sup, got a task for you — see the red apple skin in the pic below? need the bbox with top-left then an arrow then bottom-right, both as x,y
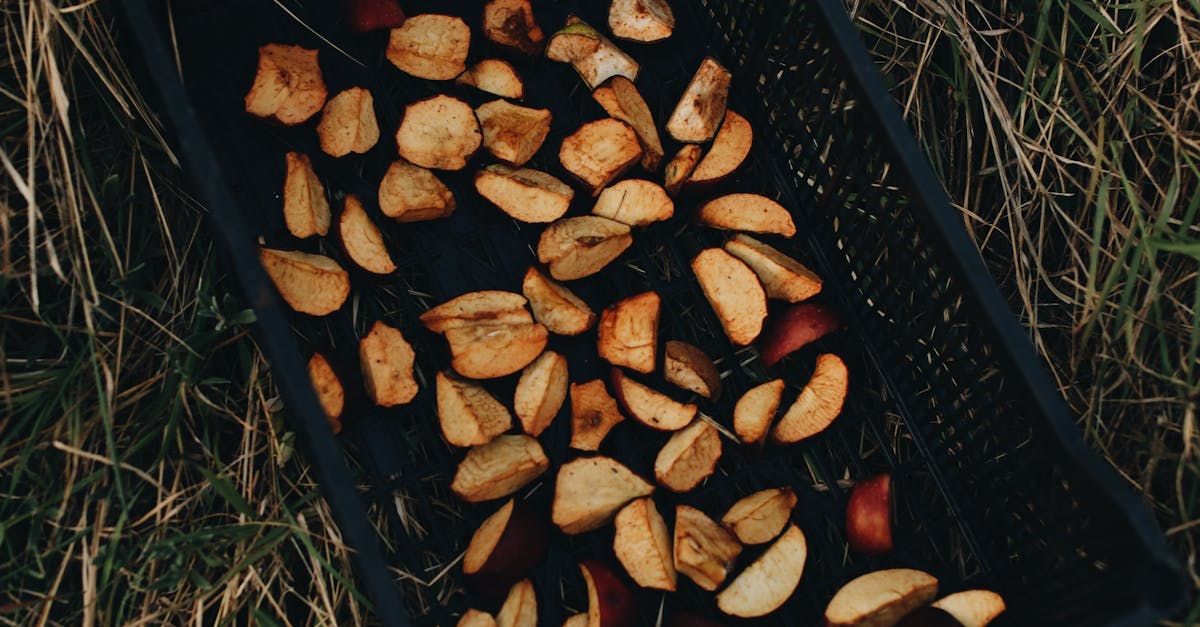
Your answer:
895,606 -> 966,627
846,473 -> 893,555
581,560 -> 636,627
467,501 -> 550,603
757,302 -> 843,367
345,0 -> 405,32
664,611 -> 725,627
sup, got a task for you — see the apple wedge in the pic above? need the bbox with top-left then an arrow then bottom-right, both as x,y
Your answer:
308,353 -> 344,433
824,568 -> 938,627
514,351 -> 568,437
592,77 -> 664,170
613,497 -> 675,591
552,456 -> 653,534
771,353 -> 848,444
686,111 -> 752,187
666,57 -> 731,143
757,302 -> 844,367
664,144 -> 703,195
420,291 -> 532,333
611,368 -> 696,431
483,0 -> 545,56
691,248 -> 768,345
476,100 -> 553,167
456,59 -> 524,99
560,118 -> 643,195
895,607 -> 966,627
608,0 -> 674,42
386,14 -> 470,80
597,291 -> 660,374
655,419 -> 721,492
317,87 -> 379,157
244,44 -> 326,125
359,320 -> 418,407
451,435 -> 549,502
259,248 -> 350,316
458,610 -> 498,627
664,340 -> 721,400
550,18 -> 640,90
497,579 -> 537,627
715,524 -> 808,618
463,499 -> 549,597
847,474 -> 893,555
722,488 -> 797,545
445,322 -> 548,379
579,560 -> 636,627
724,234 -> 822,303
570,379 -> 626,451
282,152 -> 329,238
522,267 -> 596,335
698,193 -> 796,237
591,180 -> 673,226
378,160 -> 455,222
395,95 -> 482,171
546,23 -> 602,62
673,504 -> 742,591
538,216 -> 633,281
475,165 -> 573,223
733,379 -> 784,445
337,195 -> 395,274
932,591 -> 1006,627
345,0 -> 405,33
437,371 -> 513,447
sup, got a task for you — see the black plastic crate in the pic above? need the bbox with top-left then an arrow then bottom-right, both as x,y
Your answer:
122,0 -> 1183,625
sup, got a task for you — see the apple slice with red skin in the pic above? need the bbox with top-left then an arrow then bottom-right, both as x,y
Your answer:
463,499 -> 549,602
579,560 -> 636,627
932,590 -> 1006,627
570,379 -> 626,451
757,302 -> 844,367
611,368 -> 696,431
824,568 -> 939,627
496,579 -> 537,627
722,487 -> 798,545
715,523 -> 808,618
458,609 -> 497,627
686,111 -> 753,189
846,474 -> 893,555
771,353 -> 848,444
895,607 -> 965,627
553,456 -> 653,534
344,0 -> 404,32
655,419 -> 722,492
673,504 -> 742,591
613,497 -> 675,591
664,340 -> 722,400
733,379 -> 784,445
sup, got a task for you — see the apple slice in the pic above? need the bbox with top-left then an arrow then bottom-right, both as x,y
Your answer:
345,0 -> 405,33
613,497 -> 675,591
722,488 -> 797,545
686,111 -> 752,187
445,322 -> 548,379
497,579 -> 537,627
546,23 -> 602,62
451,435 -> 549,502
697,193 -> 797,237
463,499 -> 549,597
483,0 -> 545,56
666,57 -> 731,143
597,291 -> 660,374
579,560 -> 636,627
307,353 -> 344,433
514,351 -> 568,436
896,607 -> 966,627
592,77 -> 664,170
733,379 -> 784,445
824,569 -> 939,627
560,118 -> 643,195
771,353 -> 848,444
395,95 -> 482,171
359,320 -> 418,407
475,165 -> 573,223
591,180 -> 673,226
931,591 -> 1006,627
259,248 -> 350,316
476,100 -> 553,167
386,14 -> 470,80
563,614 -> 588,627
337,195 -> 395,274
847,474 -> 893,555
456,59 -> 525,99
691,248 -> 768,345
724,234 -> 822,303
664,145 -> 703,195
664,340 -> 721,400
378,160 -> 455,222
757,302 -> 844,367
522,267 -> 596,336
538,216 -> 633,281
655,419 -> 721,492
611,368 -> 696,431
673,504 -> 742,591
552,18 -> 640,90
420,291 -> 532,333
608,0 -> 674,42
437,371 -> 513,447
244,44 -> 326,126
715,524 -> 807,617
317,87 -> 379,157
458,609 -> 498,627
569,379 -> 626,451
552,456 -> 653,534
282,152 -> 329,238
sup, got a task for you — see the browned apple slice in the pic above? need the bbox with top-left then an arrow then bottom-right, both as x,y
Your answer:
597,291 -> 660,374
715,524 -> 808,617
664,145 -> 703,195
724,234 -> 822,303
337,195 -> 395,274
445,322 -> 548,379
563,614 -> 588,627
359,320 -> 418,407
496,579 -> 537,627
244,44 -> 326,125
613,497 -> 675,591
608,0 -> 674,42
456,59 -> 525,99
591,179 -> 673,226
771,353 -> 848,444
483,0 -> 545,55
932,590 -> 1006,627
317,87 -> 379,157
378,160 -> 456,222
570,379 -> 626,451
757,302 -> 844,367
437,371 -> 513,446
395,95 -> 482,171
463,499 -> 549,598
579,560 -> 636,627
475,100 -> 553,167
458,610 -> 498,627
691,248 -> 768,345
664,340 -> 721,400
552,456 -> 653,534
546,23 -> 602,62
592,77 -> 664,170
655,419 -> 721,492
666,57 -> 731,143
522,267 -> 596,335
475,165 -> 573,223
514,351 -> 568,437
560,118 -> 643,195
259,248 -> 350,316
686,111 -> 752,187
824,569 -> 939,627
452,435 -> 549,502
846,474 -> 893,555
386,14 -> 470,80
537,216 -> 633,280
673,504 -> 742,591
282,152 -> 330,238
698,193 -> 797,237
421,291 -> 532,333
308,352 -> 344,433
611,368 -> 696,431
553,18 -> 640,90
733,379 -> 784,445
722,488 -> 797,545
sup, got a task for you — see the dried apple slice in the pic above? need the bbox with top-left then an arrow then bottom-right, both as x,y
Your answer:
592,77 -> 664,170
282,152 -> 329,238
308,353 -> 344,433
445,322 -> 548,379
456,59 -> 525,99
386,14 -> 470,80
570,380 -> 626,451
522,267 -> 596,335
932,590 -> 1006,627
666,57 -> 731,142
691,248 -> 768,345
591,180 -> 673,226
686,111 -> 752,187
579,560 -> 636,627
259,248 -> 350,316
611,368 -> 696,431
673,504 -> 742,591
244,44 -> 326,125
846,474 -> 893,555
359,320 -> 418,407
345,0 -> 405,33
608,0 -> 674,42
464,499 -> 549,598
724,234 -> 822,303
654,419 -> 721,492
476,100 -> 553,167
552,456 -> 653,534
597,291 -> 660,374
497,580 -> 537,627
771,353 -> 848,444
452,435 -> 549,502
437,371 -> 513,446
317,87 -> 379,157
550,18 -> 640,90
483,0 -> 545,55
715,524 -> 807,618
475,165 -> 573,223
395,95 -> 482,171
757,302 -> 843,367
514,351 -> 568,437
458,610 -> 498,627
613,497 -> 675,591
378,160 -> 455,222
733,379 -> 784,445
560,118 -> 643,195
698,193 -> 796,237
664,340 -> 721,400
546,23 -> 602,62
824,569 -> 939,627
537,216 -> 633,280
722,488 -> 797,545
664,145 -> 703,195
420,291 -> 532,333
337,195 -> 395,274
